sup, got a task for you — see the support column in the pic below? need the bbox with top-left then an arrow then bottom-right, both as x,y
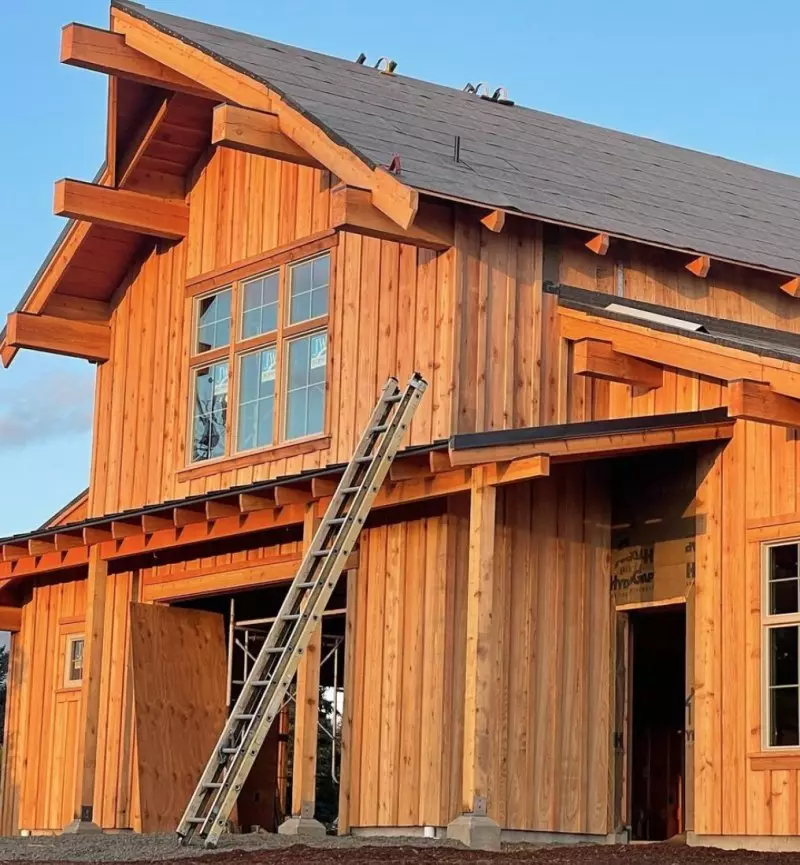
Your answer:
64,547 -> 107,833
447,467 -> 501,851
279,504 -> 326,838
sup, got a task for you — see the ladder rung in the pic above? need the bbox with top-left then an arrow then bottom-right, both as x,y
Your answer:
251,680 -> 270,686
355,455 -> 373,464
234,714 -> 255,721
340,486 -> 360,494
371,423 -> 390,433
203,782 -> 222,789
328,517 -> 347,526
265,646 -> 286,654
312,549 -> 331,557
385,393 -> 403,403
221,747 -> 238,755
186,817 -> 206,824
282,613 -> 301,621
296,581 -> 315,589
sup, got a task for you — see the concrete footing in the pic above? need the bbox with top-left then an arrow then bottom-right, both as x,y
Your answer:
61,819 -> 103,834
278,815 -> 327,838
446,813 -> 501,852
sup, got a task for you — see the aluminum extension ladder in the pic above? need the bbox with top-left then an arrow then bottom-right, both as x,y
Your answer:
177,372 -> 428,847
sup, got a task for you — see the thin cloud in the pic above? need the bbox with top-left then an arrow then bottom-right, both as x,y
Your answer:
0,370 -> 94,449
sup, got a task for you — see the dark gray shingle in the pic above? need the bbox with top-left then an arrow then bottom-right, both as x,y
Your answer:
116,0 -> 800,276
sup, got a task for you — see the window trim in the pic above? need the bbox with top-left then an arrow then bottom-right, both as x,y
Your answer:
63,633 -> 85,689
183,237 -> 336,470
762,537 -> 800,750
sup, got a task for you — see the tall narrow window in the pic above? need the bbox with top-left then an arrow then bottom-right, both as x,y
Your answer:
187,245 -> 332,465
64,635 -> 85,687
764,541 -> 800,747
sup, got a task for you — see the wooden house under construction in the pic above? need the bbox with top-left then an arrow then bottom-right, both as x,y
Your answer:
5,0 -> 800,850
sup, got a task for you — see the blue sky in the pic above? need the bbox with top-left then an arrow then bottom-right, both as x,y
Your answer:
1,0 -> 800,536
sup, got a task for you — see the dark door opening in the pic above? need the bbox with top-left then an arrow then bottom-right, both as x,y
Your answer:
629,604 -> 686,841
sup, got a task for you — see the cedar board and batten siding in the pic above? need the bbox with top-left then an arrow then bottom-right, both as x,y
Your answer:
347,466 -> 612,835
89,145 -> 457,517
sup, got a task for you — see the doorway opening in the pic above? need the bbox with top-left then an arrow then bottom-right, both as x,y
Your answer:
629,604 -> 686,841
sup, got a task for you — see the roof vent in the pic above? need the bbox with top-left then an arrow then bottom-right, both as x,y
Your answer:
355,52 -> 367,65
605,303 -> 707,333
374,57 -> 397,74
463,82 -> 515,105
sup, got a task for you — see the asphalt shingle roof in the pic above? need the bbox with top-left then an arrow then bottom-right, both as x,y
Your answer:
117,0 -> 800,276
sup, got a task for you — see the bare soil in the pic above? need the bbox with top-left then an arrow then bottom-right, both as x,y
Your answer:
2,834 -> 800,865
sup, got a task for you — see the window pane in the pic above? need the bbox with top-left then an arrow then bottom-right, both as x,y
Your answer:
196,288 -> 231,352
68,638 -> 84,682
289,254 -> 329,324
285,333 -> 327,439
771,686 -> 800,747
770,544 -> 799,614
771,626 -> 799,687
237,347 -> 276,452
191,362 -> 228,462
241,273 -> 278,338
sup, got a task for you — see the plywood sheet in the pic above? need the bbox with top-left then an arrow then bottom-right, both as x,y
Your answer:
129,602 -> 227,833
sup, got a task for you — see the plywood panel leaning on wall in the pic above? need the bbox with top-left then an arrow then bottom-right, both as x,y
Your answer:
129,603 -> 227,832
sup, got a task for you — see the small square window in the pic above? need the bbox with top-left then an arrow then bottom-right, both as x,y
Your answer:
285,332 -> 327,440
241,272 -> 279,339
65,635 -> 84,687
191,361 -> 229,462
196,288 -> 232,353
289,254 -> 329,325
770,543 -> 799,615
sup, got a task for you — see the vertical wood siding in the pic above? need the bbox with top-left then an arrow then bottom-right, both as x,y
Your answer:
90,147 -> 458,517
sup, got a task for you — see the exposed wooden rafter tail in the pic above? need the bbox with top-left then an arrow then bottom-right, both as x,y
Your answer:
6,312 -> 110,363
573,337 -> 663,390
780,276 -> 800,297
585,232 -> 610,256
686,255 -> 711,278
728,379 -> 800,429
480,209 -> 505,233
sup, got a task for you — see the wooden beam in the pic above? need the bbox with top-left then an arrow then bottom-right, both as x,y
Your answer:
0,606 -> 22,632
389,452 -> 436,482
274,483 -> 313,508
310,477 -> 339,499
1,544 -> 28,562
573,337 -> 663,390
331,185 -> 453,251
111,7 -> 417,230
54,179 -> 189,240
780,277 -> 800,297
110,520 -> 141,540
586,232 -> 610,255
480,209 -> 505,233
6,312 -> 110,363
60,23 -> 214,99
289,505 -> 322,821
728,379 -> 800,429
460,466 -> 497,816
140,513 -> 175,534
74,548 -> 108,825
211,104 -> 323,169
173,505 -> 207,527
83,526 -> 113,545
686,255 -> 711,278
206,500 -> 241,520
117,93 -> 173,187
54,531 -> 85,552
28,538 -> 56,556
484,454 -> 550,487
238,491 -> 276,513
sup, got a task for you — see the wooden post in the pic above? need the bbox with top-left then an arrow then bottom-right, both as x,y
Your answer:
278,504 -> 325,837
65,546 -> 108,832
447,467 -> 501,851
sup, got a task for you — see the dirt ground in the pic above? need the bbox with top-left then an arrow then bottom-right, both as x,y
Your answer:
2,834 -> 800,865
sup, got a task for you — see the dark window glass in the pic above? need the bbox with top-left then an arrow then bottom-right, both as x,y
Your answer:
289,255 -> 329,324
191,361 -> 228,462
770,544 -> 799,615
771,626 -> 799,686
237,347 -> 276,452
285,332 -> 327,440
772,685 -> 800,747
197,289 -> 232,353
769,626 -> 800,746
241,272 -> 279,339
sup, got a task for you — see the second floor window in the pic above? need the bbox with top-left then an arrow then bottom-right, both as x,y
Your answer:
189,250 -> 330,464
